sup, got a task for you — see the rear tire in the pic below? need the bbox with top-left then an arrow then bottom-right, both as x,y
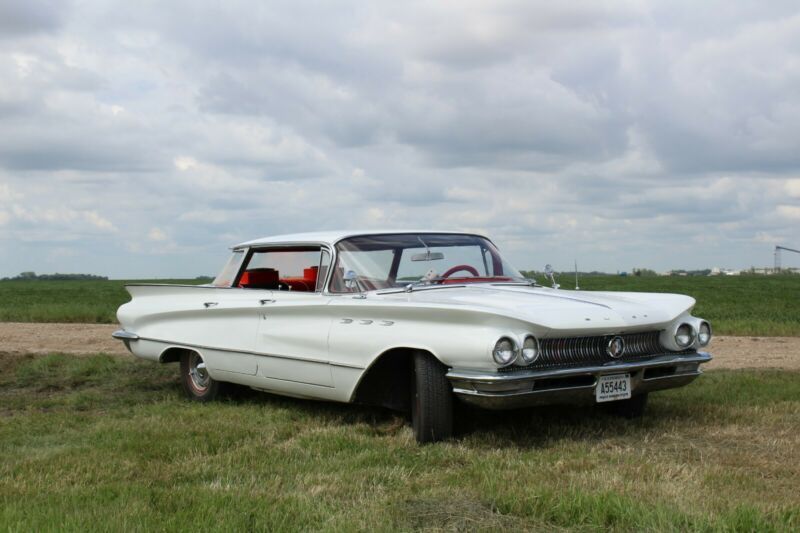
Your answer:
604,393 -> 648,419
180,351 -> 221,402
411,351 -> 454,443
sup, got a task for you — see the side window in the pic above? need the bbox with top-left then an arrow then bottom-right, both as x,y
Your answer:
238,247 -> 325,292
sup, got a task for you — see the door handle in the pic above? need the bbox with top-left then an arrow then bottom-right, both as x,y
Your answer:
203,302 -> 218,308
259,299 -> 276,305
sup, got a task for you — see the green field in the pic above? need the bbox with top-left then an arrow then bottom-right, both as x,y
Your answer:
1,353 -> 798,531
574,274 -> 800,336
0,279 -> 205,324
1,275 -> 799,335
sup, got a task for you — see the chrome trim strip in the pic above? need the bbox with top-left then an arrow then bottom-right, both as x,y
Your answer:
454,383 -> 597,399
112,330 -> 139,341
377,284 -> 468,295
215,369 -> 335,389
137,335 -> 365,370
641,370 -> 703,382
125,283 -> 226,289
446,352 -> 712,383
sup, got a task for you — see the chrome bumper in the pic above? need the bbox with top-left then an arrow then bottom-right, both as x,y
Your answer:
447,352 -> 712,409
112,329 -> 138,352
112,330 -> 139,341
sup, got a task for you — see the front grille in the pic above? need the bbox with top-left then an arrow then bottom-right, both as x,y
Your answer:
508,330 -> 668,371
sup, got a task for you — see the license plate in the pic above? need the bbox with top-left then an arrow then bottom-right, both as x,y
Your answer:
596,373 -> 631,403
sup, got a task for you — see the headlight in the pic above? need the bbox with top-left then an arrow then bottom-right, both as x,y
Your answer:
520,336 -> 540,365
492,337 -> 517,367
674,323 -> 695,349
698,321 -> 712,346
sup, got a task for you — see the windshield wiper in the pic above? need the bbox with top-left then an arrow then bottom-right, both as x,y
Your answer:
403,277 -> 539,292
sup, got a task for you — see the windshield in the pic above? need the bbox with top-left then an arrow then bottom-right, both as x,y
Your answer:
212,250 -> 245,287
329,233 -> 526,293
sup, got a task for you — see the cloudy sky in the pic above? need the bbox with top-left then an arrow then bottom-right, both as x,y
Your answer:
1,0 -> 799,278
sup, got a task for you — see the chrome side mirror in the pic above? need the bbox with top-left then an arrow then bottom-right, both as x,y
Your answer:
544,264 -> 560,289
343,270 -> 359,290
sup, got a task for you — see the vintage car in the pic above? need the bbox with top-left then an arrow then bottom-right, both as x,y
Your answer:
114,231 -> 712,442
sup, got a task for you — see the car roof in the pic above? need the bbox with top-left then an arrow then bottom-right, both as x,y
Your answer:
233,230 -> 488,249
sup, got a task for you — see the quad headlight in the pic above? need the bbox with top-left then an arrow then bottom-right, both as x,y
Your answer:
698,321 -> 712,347
674,323 -> 695,349
492,337 -> 518,367
520,335 -> 540,365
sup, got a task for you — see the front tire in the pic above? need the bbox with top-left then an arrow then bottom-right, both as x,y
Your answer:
180,351 -> 221,402
411,351 -> 454,443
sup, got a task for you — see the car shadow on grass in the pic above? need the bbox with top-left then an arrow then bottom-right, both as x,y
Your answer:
459,403 -> 649,448
218,384 -> 698,447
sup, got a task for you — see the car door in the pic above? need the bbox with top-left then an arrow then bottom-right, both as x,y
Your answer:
191,287 -> 261,376
255,290 -> 334,387
241,245 -> 335,388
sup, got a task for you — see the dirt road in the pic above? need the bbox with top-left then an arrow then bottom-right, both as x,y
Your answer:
0,322 -> 798,370
0,322 -> 126,356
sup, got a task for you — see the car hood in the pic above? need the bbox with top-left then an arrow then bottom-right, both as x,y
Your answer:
378,284 -> 694,334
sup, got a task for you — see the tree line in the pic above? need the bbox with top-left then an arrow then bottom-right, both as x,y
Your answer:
1,272 -> 108,281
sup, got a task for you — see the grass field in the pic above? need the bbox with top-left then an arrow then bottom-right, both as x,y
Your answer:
1,275 -> 799,335
1,353 -> 798,531
0,279 -> 205,324
575,274 -> 800,336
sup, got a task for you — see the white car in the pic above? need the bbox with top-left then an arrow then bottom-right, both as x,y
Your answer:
114,231 -> 712,443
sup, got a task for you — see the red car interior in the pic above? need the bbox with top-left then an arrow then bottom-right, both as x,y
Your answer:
281,266 -> 319,292
238,268 -> 280,289
239,266 -> 319,291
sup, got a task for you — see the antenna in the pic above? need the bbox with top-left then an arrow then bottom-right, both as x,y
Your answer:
775,245 -> 800,272
574,260 -> 580,290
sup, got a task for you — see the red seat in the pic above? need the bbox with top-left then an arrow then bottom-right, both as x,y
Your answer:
239,268 -> 279,289
280,266 -> 320,292
303,266 -> 318,282
282,278 -> 311,291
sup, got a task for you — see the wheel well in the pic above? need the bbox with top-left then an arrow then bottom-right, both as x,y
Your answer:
159,347 -> 192,364
352,348 -> 436,412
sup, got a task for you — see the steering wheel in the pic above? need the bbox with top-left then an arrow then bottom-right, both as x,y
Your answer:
441,264 -> 480,278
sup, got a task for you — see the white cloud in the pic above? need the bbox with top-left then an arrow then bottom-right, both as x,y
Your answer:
1,0 -> 800,277
83,211 -> 116,231
777,205 -> 800,220
148,227 -> 168,241
786,179 -> 800,198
